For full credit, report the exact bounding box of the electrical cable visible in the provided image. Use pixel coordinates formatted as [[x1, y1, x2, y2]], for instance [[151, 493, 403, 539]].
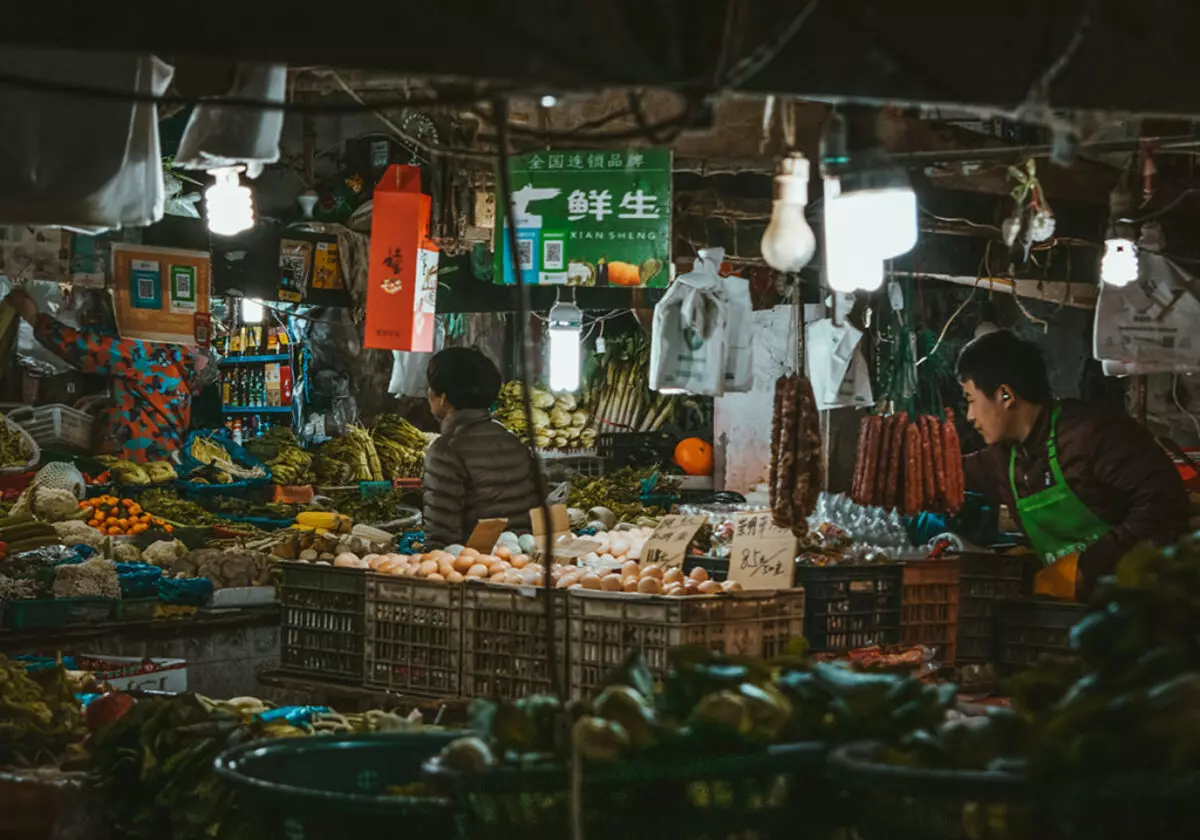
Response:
[[723, 0, 824, 91], [493, 96, 562, 701], [1117, 188, 1200, 224]]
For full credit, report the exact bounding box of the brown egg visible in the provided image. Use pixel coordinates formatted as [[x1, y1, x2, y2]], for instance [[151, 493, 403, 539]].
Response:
[[698, 579, 723, 595], [641, 564, 664, 580], [689, 566, 709, 583], [466, 563, 490, 579], [662, 582, 684, 597], [684, 579, 700, 595], [446, 570, 465, 584], [511, 554, 529, 569], [489, 569, 509, 581], [580, 573, 603, 590], [453, 554, 476, 573], [621, 560, 640, 579], [722, 580, 743, 592], [637, 576, 662, 595], [601, 574, 623, 591], [557, 573, 580, 590], [494, 545, 513, 561], [426, 572, 446, 583], [418, 559, 439, 577], [622, 577, 641, 593], [663, 568, 685, 585], [459, 547, 480, 558]]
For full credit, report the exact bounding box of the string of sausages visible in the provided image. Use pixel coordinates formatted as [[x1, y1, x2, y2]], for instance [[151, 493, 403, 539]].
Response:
[[850, 407, 965, 516], [770, 374, 823, 534]]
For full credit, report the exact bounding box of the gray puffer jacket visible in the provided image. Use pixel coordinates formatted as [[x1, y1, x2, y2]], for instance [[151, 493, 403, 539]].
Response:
[[422, 409, 541, 549]]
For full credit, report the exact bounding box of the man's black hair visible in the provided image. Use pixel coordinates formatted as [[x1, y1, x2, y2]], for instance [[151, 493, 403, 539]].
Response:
[[427, 347, 502, 410], [956, 330, 1052, 404]]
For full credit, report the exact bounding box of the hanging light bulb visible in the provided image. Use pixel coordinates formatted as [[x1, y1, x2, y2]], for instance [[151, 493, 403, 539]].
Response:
[[241, 298, 264, 324], [205, 167, 254, 236], [823, 176, 884, 293], [1100, 238, 1138, 286], [760, 153, 817, 273], [547, 300, 582, 392]]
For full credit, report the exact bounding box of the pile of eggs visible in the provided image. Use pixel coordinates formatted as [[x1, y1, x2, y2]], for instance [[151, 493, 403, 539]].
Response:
[[556, 561, 742, 596]]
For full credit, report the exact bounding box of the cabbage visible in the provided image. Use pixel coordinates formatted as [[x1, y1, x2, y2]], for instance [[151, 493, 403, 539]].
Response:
[[531, 388, 556, 409], [549, 406, 572, 428], [531, 408, 551, 428], [570, 411, 589, 428], [555, 393, 578, 411]]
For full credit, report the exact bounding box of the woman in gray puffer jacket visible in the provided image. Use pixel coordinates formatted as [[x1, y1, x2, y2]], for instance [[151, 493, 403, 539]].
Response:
[[421, 348, 541, 550]]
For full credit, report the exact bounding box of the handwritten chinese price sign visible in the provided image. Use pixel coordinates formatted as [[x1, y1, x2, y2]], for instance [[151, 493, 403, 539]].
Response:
[[640, 514, 708, 570], [494, 148, 672, 288], [729, 512, 798, 590]]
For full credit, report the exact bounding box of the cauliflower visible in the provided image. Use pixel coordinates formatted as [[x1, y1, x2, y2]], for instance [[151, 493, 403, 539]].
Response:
[[53, 558, 119, 599], [112, 542, 143, 563], [31, 487, 83, 523], [142, 539, 186, 568], [52, 521, 104, 550]]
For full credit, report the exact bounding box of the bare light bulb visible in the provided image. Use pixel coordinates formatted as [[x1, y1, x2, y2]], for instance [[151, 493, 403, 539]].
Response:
[[760, 153, 817, 273], [1101, 237, 1138, 286], [205, 167, 254, 236], [547, 301, 582, 392]]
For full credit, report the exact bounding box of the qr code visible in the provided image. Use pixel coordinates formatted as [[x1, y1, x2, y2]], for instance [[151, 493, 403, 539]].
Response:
[[517, 239, 533, 270], [543, 239, 563, 270], [138, 278, 155, 300]]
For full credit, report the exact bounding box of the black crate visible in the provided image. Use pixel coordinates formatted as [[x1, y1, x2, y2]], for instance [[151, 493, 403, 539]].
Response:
[[954, 553, 1034, 662], [683, 554, 728, 582], [597, 431, 676, 471], [365, 575, 464, 698], [463, 583, 567, 700], [793, 564, 903, 653], [278, 562, 368, 684], [994, 598, 1089, 672]]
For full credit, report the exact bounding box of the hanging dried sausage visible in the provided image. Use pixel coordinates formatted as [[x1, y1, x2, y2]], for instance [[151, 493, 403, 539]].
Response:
[[872, 415, 894, 507], [904, 421, 923, 516], [943, 407, 966, 513], [772, 376, 799, 529], [851, 414, 871, 504], [769, 375, 786, 516], [924, 415, 946, 508], [884, 411, 909, 511], [794, 376, 823, 526], [862, 415, 883, 507], [919, 418, 937, 509]]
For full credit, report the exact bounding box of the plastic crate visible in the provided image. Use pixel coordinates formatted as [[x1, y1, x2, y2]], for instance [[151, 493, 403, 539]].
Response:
[[597, 431, 676, 470], [110, 598, 159, 622], [3, 599, 72, 629], [793, 564, 903, 653], [994, 598, 1088, 672], [462, 583, 566, 700], [69, 598, 115, 624], [567, 588, 805, 699], [954, 552, 1034, 662], [683, 554, 728, 582], [8, 404, 93, 451], [364, 575, 463, 697], [900, 558, 961, 665], [278, 562, 368, 684]]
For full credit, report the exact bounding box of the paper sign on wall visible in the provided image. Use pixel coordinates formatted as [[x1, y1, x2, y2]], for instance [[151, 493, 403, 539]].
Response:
[[364, 165, 440, 351], [728, 511, 797, 590], [112, 244, 211, 345], [640, 514, 708, 569]]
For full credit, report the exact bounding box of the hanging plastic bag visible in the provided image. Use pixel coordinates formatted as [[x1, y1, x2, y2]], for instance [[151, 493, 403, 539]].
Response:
[[649, 248, 729, 396], [174, 63, 287, 175], [720, 268, 753, 392]]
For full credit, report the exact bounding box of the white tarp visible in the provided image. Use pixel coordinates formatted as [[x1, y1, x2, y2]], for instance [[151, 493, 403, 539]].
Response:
[[1094, 251, 1200, 374]]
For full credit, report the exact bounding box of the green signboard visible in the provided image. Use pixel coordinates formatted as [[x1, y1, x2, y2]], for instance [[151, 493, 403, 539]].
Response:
[[494, 148, 672, 287]]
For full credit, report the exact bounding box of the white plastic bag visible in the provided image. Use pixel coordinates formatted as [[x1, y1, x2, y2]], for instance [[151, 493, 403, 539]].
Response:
[[649, 248, 728, 396], [174, 63, 287, 175], [720, 268, 753, 392], [805, 317, 874, 409]]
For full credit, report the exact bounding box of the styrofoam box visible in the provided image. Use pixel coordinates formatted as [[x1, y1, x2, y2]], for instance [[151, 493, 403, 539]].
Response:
[[80, 655, 188, 693]]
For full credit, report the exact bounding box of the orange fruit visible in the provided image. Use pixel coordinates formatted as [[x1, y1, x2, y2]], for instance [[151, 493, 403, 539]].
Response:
[[674, 437, 714, 476], [87, 519, 101, 528]]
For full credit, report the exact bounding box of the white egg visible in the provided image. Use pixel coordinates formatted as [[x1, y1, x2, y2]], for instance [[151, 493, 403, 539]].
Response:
[[609, 537, 630, 558], [443, 544, 465, 558], [518, 534, 537, 553]]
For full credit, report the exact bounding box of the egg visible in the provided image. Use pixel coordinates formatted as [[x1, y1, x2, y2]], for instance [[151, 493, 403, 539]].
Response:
[[521, 568, 543, 586], [418, 559, 440, 577], [438, 560, 457, 577], [637, 576, 662, 595], [447, 571, 466, 584], [722, 580, 743, 592], [518, 534, 537, 553], [426, 573, 446, 582], [601, 573, 623, 591], [609, 537, 630, 558], [663, 568, 685, 585], [362, 553, 382, 568], [334, 552, 361, 568], [698, 580, 723, 595], [494, 545, 513, 561], [689, 567, 709, 583], [641, 564, 664, 581], [684, 580, 699, 595], [489, 569, 509, 581], [451, 554, 474, 573], [663, 583, 685, 597], [460, 547, 480, 559], [557, 573, 580, 589], [511, 554, 529, 569], [504, 571, 524, 585], [622, 577, 640, 593], [580, 573, 603, 590], [443, 544, 465, 558], [621, 560, 640, 578], [599, 553, 616, 566], [466, 563, 490, 579]]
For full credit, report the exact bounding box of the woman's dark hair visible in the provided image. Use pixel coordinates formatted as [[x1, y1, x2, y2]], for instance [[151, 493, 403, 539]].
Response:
[[956, 330, 1052, 404], [427, 347, 502, 410]]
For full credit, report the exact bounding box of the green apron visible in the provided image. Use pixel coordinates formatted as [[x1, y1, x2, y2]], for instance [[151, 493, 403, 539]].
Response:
[[1009, 405, 1113, 566]]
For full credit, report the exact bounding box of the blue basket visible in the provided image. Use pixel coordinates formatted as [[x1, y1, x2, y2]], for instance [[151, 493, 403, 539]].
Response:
[[176, 431, 272, 495]]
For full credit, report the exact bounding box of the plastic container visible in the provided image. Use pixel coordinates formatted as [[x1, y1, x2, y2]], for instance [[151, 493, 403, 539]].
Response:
[[426, 740, 831, 840], [829, 741, 1036, 840], [215, 731, 458, 840], [8, 404, 93, 451], [0, 412, 40, 474], [993, 598, 1088, 672], [793, 564, 903, 653], [364, 575, 463, 697], [567, 588, 805, 699], [900, 558, 961, 665], [462, 583, 566, 701], [953, 552, 1034, 662], [4, 599, 72, 629], [684, 553, 728, 582], [597, 430, 676, 471], [68, 598, 114, 624], [278, 562, 368, 684], [110, 598, 159, 622]]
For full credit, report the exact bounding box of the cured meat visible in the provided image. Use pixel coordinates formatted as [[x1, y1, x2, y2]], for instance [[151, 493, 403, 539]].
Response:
[[795, 376, 823, 526], [884, 411, 909, 511], [919, 418, 937, 509], [772, 376, 799, 529], [943, 407, 966, 513], [872, 415, 894, 507], [862, 415, 883, 507], [924, 415, 946, 508], [769, 376, 786, 516], [904, 421, 923, 516], [851, 414, 871, 504]]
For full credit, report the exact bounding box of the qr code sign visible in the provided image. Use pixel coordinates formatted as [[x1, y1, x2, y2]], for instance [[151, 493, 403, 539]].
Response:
[[138, 278, 155, 300], [543, 239, 563, 270], [517, 239, 533, 270]]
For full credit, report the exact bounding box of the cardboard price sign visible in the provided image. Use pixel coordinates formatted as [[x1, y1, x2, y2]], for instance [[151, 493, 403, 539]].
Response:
[[465, 519, 508, 554], [640, 515, 708, 569], [728, 512, 797, 590]]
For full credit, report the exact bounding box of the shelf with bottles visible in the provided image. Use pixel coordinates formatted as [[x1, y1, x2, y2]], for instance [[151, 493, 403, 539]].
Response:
[[219, 353, 290, 365], [217, 323, 294, 360]]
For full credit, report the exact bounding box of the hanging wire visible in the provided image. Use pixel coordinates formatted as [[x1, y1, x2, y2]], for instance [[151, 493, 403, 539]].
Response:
[[492, 97, 563, 701]]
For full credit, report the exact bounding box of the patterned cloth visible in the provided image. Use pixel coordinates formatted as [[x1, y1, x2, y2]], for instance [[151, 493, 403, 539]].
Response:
[[34, 314, 199, 463]]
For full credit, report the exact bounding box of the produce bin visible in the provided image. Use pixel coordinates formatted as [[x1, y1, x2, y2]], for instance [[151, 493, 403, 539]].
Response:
[[462, 582, 566, 700], [278, 562, 368, 684], [364, 575, 463, 697], [215, 731, 458, 840], [4, 600, 73, 630], [953, 552, 1033, 662], [829, 741, 1037, 840], [900, 558, 960, 665], [683, 553, 728, 582], [426, 740, 832, 840], [793, 564, 902, 653], [109, 598, 159, 622], [567, 588, 804, 699], [993, 598, 1088, 672]]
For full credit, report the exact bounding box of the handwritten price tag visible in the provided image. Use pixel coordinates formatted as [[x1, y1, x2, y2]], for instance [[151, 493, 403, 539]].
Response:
[[640, 514, 708, 570], [729, 512, 797, 590]]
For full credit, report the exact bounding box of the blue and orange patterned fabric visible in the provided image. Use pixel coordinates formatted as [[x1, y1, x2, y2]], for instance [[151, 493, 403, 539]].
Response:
[[34, 314, 199, 463]]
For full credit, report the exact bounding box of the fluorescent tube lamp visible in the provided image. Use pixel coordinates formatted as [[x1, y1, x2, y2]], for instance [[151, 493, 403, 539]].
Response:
[[760, 153, 817, 273], [823, 176, 885, 293], [205, 166, 254, 236], [547, 300, 582, 392], [1100, 238, 1138, 286], [241, 298, 265, 324]]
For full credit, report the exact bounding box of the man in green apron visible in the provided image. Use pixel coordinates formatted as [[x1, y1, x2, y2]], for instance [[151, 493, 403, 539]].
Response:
[[956, 330, 1188, 599]]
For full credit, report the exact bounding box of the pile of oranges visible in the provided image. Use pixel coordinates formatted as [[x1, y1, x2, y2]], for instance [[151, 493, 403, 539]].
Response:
[[80, 496, 174, 536]]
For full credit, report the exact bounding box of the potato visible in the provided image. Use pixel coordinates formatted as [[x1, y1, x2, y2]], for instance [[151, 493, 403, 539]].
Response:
[[637, 576, 662, 595]]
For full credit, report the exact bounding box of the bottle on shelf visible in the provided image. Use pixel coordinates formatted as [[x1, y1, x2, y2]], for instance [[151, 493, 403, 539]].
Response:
[[232, 418, 244, 445], [229, 327, 242, 357], [266, 327, 279, 354], [280, 365, 294, 406], [220, 370, 231, 406]]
